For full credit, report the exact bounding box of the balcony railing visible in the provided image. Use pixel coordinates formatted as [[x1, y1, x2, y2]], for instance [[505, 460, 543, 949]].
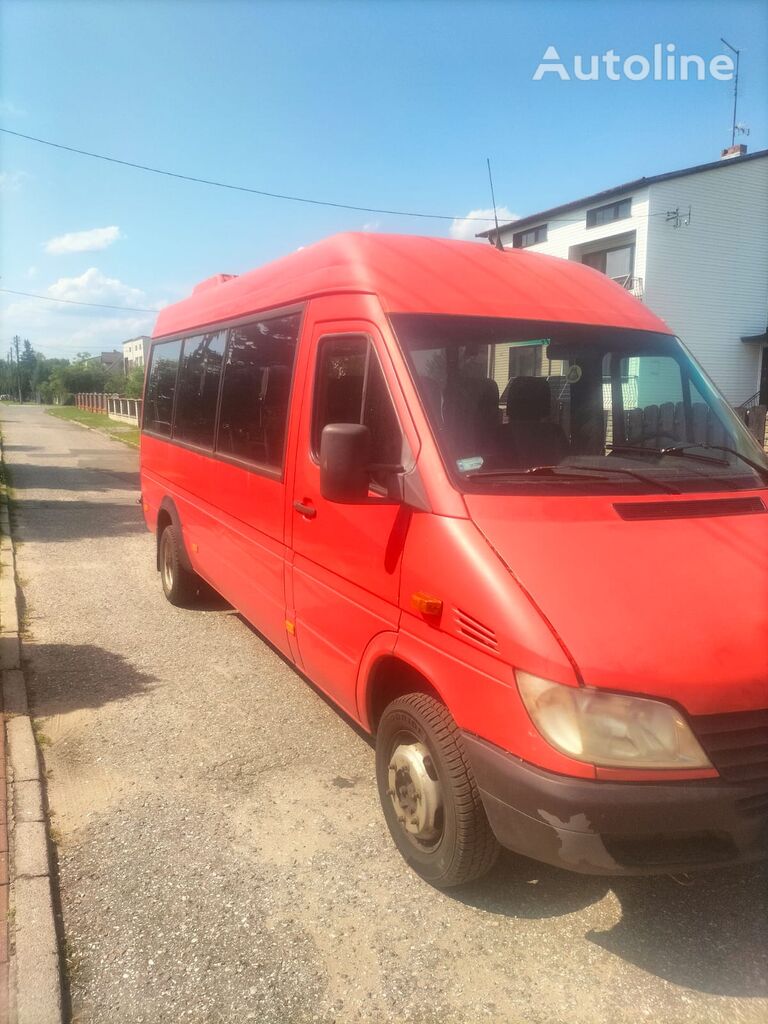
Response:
[[614, 275, 644, 300]]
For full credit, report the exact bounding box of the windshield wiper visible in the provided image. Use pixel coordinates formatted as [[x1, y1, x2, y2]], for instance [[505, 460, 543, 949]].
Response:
[[607, 442, 768, 481], [665, 443, 768, 481], [606, 444, 728, 466], [466, 464, 679, 493]]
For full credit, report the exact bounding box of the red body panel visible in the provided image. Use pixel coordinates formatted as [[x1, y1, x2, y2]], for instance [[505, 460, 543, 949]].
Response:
[[141, 232, 766, 794], [288, 314, 405, 716], [464, 491, 768, 715], [152, 233, 670, 340]]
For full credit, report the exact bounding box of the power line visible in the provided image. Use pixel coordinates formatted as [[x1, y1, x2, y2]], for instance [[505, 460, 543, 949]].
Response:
[[0, 126, 500, 223], [0, 126, 674, 228], [0, 287, 156, 313]]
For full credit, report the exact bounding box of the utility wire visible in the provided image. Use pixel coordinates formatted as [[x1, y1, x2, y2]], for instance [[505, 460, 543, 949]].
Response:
[[0, 127, 497, 223], [0, 287, 157, 313], [0, 126, 675, 227]]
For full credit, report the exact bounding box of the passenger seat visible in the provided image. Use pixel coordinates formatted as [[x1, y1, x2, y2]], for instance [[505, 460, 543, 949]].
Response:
[[501, 376, 569, 467], [441, 376, 500, 456]]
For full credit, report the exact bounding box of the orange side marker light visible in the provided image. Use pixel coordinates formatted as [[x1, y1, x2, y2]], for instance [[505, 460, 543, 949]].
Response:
[[411, 592, 443, 617]]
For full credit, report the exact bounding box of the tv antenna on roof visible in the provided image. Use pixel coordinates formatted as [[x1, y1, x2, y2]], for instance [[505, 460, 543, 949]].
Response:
[[486, 158, 504, 251], [720, 37, 742, 148]]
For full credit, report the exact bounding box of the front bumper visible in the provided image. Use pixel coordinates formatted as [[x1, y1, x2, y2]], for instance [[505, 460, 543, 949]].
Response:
[[462, 733, 768, 876]]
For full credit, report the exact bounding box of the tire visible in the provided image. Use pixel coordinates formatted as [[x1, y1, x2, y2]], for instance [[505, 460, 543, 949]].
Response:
[[375, 693, 500, 888], [158, 523, 199, 607]]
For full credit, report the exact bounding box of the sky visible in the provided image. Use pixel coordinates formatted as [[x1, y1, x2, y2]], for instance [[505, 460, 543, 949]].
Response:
[[1, 0, 767, 359]]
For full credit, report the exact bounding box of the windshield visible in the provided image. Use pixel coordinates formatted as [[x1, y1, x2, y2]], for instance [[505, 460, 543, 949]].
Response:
[[390, 314, 768, 495]]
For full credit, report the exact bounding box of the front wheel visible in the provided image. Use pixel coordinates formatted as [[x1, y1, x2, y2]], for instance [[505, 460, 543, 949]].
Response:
[[159, 524, 200, 607], [375, 693, 500, 888]]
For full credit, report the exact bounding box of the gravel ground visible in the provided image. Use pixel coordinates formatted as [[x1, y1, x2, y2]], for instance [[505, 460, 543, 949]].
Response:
[[2, 403, 767, 1024]]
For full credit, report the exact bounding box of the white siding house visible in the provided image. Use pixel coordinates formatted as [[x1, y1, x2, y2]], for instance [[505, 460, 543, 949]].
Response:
[[122, 335, 151, 373], [483, 148, 768, 407]]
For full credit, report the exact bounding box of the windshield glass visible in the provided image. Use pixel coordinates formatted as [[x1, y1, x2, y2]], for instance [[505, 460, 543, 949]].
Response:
[[390, 314, 768, 495]]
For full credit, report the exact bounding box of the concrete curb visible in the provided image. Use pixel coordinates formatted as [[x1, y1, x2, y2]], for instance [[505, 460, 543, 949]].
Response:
[[1, 439, 63, 1024]]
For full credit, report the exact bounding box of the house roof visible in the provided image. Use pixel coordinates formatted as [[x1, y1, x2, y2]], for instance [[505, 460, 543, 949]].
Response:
[[152, 232, 669, 340], [477, 148, 768, 239]]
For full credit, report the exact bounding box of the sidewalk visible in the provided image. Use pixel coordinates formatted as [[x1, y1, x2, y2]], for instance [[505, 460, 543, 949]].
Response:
[[0, 719, 7, 1024], [1, 433, 63, 1024]]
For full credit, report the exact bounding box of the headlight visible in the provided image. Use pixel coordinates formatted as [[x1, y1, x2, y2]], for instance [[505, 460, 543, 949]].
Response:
[[516, 672, 712, 770]]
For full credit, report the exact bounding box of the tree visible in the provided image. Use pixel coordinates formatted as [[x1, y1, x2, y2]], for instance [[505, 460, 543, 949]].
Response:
[[48, 361, 111, 402], [32, 356, 68, 403], [123, 365, 146, 398], [18, 341, 42, 401]]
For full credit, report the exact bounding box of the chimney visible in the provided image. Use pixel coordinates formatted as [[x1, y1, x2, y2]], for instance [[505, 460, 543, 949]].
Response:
[[720, 144, 747, 160]]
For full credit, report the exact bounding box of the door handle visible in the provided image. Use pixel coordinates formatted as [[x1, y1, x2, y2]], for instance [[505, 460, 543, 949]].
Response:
[[293, 500, 317, 519]]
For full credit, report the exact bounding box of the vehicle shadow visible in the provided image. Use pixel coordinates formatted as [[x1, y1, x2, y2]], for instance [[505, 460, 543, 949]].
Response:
[[3, 460, 139, 493], [192, 581, 234, 612], [10, 498, 145, 543], [23, 642, 157, 716], [594, 864, 768, 997], [456, 851, 768, 997]]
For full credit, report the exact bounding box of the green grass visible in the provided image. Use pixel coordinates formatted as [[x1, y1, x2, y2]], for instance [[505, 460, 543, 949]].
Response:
[[46, 406, 140, 447]]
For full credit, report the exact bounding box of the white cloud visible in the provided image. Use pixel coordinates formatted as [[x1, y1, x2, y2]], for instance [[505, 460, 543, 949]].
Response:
[[0, 272, 182, 359], [361, 221, 381, 232], [449, 206, 518, 242], [47, 267, 147, 307], [44, 225, 123, 255], [0, 294, 156, 358], [0, 99, 25, 117], [0, 171, 27, 193]]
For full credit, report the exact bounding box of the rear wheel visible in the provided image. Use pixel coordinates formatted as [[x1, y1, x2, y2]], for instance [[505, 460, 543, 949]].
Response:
[[159, 524, 199, 607], [375, 692, 500, 888]]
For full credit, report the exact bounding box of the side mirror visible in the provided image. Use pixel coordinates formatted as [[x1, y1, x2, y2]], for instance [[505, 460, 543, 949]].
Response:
[[320, 423, 371, 503]]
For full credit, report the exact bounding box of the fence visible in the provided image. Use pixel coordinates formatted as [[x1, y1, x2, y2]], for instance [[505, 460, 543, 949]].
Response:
[[107, 396, 143, 425], [76, 392, 111, 414], [75, 393, 142, 425], [735, 397, 768, 452]]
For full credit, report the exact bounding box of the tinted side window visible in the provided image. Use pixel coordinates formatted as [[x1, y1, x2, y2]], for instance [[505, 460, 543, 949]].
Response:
[[174, 331, 227, 449], [144, 340, 182, 436], [217, 313, 300, 469], [313, 336, 402, 486]]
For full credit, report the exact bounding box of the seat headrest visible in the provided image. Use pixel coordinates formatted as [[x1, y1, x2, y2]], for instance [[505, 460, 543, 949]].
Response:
[[507, 376, 551, 422]]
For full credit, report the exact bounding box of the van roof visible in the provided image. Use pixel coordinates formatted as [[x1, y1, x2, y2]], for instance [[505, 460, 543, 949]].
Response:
[[152, 232, 670, 339]]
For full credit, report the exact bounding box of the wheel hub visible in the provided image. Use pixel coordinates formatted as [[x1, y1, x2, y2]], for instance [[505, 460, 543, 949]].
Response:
[[161, 535, 174, 590], [387, 741, 442, 843]]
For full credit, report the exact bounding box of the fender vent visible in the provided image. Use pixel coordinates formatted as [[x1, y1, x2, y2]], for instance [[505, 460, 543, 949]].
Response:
[[455, 609, 498, 651], [613, 497, 765, 521]]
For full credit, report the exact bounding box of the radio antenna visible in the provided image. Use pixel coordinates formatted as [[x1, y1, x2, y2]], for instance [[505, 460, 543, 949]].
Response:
[[486, 157, 504, 251], [720, 37, 741, 148]]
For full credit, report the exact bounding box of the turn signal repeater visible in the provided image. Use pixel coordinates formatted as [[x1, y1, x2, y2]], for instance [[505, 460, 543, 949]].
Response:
[[411, 592, 443, 618]]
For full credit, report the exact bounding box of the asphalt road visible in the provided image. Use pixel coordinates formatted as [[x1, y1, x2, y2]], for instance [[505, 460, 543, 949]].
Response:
[[2, 403, 767, 1024]]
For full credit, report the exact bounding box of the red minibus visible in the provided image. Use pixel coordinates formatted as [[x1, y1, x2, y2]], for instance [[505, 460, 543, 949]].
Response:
[[141, 233, 768, 887]]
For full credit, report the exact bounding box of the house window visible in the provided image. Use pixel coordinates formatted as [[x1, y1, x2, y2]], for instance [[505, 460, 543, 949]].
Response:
[[586, 198, 632, 228], [512, 224, 548, 248], [582, 243, 635, 284]]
